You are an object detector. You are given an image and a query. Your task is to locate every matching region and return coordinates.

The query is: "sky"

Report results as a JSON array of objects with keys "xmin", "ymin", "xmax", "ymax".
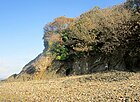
[{"xmin": 0, "ymin": 0, "xmax": 126, "ymax": 79}]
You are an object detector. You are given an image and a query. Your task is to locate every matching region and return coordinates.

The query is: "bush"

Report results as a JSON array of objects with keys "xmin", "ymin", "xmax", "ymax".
[
  {"xmin": 52, "ymin": 43, "xmax": 69, "ymax": 61},
  {"xmin": 43, "ymin": 0, "xmax": 140, "ymax": 61},
  {"xmin": 124, "ymin": 0, "xmax": 140, "ymax": 13},
  {"xmin": 67, "ymin": 6, "xmax": 134, "ymax": 53}
]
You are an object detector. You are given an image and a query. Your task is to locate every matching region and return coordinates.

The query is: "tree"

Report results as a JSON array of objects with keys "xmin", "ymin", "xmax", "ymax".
[
  {"xmin": 43, "ymin": 16, "xmax": 74, "ymax": 52},
  {"xmin": 67, "ymin": 6, "xmax": 132, "ymax": 53},
  {"xmin": 124, "ymin": 0, "xmax": 140, "ymax": 13},
  {"xmin": 43, "ymin": 16, "xmax": 74, "ymax": 41}
]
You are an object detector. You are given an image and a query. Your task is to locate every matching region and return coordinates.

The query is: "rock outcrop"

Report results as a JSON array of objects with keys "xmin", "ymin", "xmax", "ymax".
[
  {"xmin": 7, "ymin": 47, "xmax": 140, "ymax": 82},
  {"xmin": 6, "ymin": 1, "xmax": 140, "ymax": 81}
]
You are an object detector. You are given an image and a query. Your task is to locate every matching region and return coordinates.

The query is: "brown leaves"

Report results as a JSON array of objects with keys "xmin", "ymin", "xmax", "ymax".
[
  {"xmin": 43, "ymin": 16, "xmax": 74, "ymax": 49},
  {"xmin": 45, "ymin": 16, "xmax": 74, "ymax": 32}
]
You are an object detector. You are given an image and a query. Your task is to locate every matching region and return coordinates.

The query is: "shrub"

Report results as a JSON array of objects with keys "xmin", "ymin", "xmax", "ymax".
[
  {"xmin": 52, "ymin": 43, "xmax": 69, "ymax": 60},
  {"xmin": 43, "ymin": 0, "xmax": 140, "ymax": 61},
  {"xmin": 43, "ymin": 16, "xmax": 74, "ymax": 51},
  {"xmin": 124, "ymin": 0, "xmax": 140, "ymax": 13},
  {"xmin": 67, "ymin": 6, "xmax": 133, "ymax": 53}
]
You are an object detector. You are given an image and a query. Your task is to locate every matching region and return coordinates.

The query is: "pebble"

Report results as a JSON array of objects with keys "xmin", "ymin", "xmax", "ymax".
[{"xmin": 0, "ymin": 71, "xmax": 140, "ymax": 101}]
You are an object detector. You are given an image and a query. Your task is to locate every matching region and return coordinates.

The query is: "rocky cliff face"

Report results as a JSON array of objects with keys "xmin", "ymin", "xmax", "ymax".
[
  {"xmin": 7, "ymin": 45, "xmax": 140, "ymax": 82},
  {"xmin": 7, "ymin": 30, "xmax": 140, "ymax": 82},
  {"xmin": 6, "ymin": 2, "xmax": 140, "ymax": 81}
]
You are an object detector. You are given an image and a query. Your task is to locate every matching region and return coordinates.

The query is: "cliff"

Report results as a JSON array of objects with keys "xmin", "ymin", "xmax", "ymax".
[{"xmin": 6, "ymin": 1, "xmax": 140, "ymax": 81}]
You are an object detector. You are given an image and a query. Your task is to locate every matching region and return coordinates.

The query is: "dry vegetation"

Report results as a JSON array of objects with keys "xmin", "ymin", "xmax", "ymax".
[{"xmin": 0, "ymin": 71, "xmax": 140, "ymax": 102}]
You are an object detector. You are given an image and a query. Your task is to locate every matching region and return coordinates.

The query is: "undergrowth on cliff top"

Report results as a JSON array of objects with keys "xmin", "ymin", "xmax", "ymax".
[{"xmin": 43, "ymin": 0, "xmax": 140, "ymax": 60}]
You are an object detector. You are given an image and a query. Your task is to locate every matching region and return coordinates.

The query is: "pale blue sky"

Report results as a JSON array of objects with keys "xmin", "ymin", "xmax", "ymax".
[{"xmin": 0, "ymin": 0, "xmax": 126, "ymax": 79}]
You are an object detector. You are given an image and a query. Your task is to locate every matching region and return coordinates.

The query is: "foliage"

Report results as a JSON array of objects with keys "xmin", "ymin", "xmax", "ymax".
[
  {"xmin": 43, "ymin": 16, "xmax": 74, "ymax": 42},
  {"xmin": 43, "ymin": 16, "xmax": 74, "ymax": 50},
  {"xmin": 124, "ymin": 0, "xmax": 140, "ymax": 13},
  {"xmin": 43, "ymin": 0, "xmax": 140, "ymax": 61},
  {"xmin": 68, "ymin": 6, "xmax": 133, "ymax": 53},
  {"xmin": 61, "ymin": 29, "xmax": 69, "ymax": 42},
  {"xmin": 52, "ymin": 43, "xmax": 69, "ymax": 60}
]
